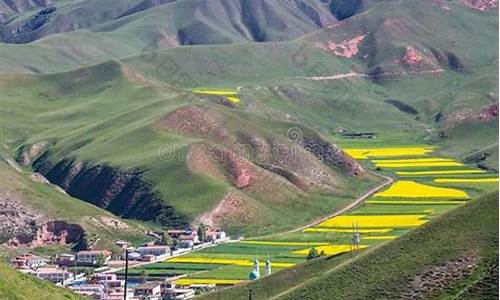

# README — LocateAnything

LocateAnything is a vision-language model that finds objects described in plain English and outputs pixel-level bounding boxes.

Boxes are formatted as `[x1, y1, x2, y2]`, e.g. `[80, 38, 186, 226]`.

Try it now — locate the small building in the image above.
[11, 255, 47, 269]
[161, 278, 195, 299]
[115, 240, 129, 249]
[36, 267, 73, 285]
[127, 252, 142, 260]
[70, 284, 105, 299]
[56, 253, 76, 266]
[76, 250, 111, 266]
[141, 254, 156, 262]
[177, 233, 199, 249]
[137, 245, 170, 257]
[90, 273, 117, 283]
[248, 258, 260, 281]
[206, 230, 227, 242]
[134, 282, 162, 299]
[167, 229, 192, 239]
[102, 279, 124, 289]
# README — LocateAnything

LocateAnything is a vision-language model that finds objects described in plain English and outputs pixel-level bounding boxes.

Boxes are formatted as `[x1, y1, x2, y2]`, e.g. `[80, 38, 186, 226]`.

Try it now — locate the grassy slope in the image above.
[0, 263, 86, 300]
[0, 60, 372, 236]
[0, 0, 335, 55]
[0, 146, 152, 254]
[196, 191, 499, 300]
[0, 0, 496, 234]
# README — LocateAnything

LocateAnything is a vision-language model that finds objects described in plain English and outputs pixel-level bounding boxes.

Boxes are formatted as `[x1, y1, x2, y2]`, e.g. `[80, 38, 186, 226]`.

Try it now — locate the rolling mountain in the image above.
[0, 0, 497, 256]
[0, 0, 384, 44]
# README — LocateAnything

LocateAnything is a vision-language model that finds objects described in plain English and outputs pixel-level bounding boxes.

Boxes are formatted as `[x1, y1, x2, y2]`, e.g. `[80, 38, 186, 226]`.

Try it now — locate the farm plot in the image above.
[374, 180, 470, 199]
[192, 87, 241, 104]
[139, 145, 496, 287]
[344, 146, 435, 159]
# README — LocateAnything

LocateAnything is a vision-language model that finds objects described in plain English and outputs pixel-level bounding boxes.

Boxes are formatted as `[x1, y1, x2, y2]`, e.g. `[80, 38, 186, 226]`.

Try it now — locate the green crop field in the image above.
[196, 191, 499, 299]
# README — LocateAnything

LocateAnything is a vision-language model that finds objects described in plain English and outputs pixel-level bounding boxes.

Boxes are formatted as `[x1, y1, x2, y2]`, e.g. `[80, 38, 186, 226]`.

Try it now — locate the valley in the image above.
[0, 0, 497, 299]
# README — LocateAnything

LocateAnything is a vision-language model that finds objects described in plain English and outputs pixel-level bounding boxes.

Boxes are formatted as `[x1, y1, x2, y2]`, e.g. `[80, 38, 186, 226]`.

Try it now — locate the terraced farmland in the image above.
[138, 145, 498, 287]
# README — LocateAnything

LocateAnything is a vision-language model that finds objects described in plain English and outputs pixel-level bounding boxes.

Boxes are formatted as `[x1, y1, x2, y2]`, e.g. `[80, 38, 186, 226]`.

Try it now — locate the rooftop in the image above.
[134, 282, 161, 289]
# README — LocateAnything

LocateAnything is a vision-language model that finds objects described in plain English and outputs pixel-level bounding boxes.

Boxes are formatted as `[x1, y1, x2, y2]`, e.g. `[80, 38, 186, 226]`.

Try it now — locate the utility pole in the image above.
[123, 249, 129, 300]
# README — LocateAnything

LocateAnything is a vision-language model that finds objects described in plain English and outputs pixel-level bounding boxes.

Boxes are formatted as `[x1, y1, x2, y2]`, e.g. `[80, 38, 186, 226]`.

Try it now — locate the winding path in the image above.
[287, 170, 394, 233]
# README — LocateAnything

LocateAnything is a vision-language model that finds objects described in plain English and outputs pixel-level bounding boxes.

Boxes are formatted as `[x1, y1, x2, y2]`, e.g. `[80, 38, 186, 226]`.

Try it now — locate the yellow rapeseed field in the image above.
[192, 88, 241, 104]
[317, 215, 427, 228]
[374, 161, 463, 168]
[344, 147, 435, 159]
[226, 96, 241, 103]
[240, 241, 329, 246]
[192, 88, 238, 96]
[176, 278, 242, 286]
[375, 181, 469, 198]
[371, 158, 455, 163]
[366, 200, 467, 205]
[434, 178, 499, 183]
[293, 244, 368, 256]
[167, 257, 294, 268]
[396, 170, 486, 176]
[303, 228, 393, 233]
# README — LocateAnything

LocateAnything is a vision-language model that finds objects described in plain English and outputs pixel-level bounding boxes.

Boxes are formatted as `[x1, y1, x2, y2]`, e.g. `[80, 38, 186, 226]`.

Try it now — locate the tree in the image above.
[197, 224, 207, 242]
[306, 247, 320, 260]
[140, 269, 148, 283]
[95, 253, 108, 267]
[162, 232, 173, 246]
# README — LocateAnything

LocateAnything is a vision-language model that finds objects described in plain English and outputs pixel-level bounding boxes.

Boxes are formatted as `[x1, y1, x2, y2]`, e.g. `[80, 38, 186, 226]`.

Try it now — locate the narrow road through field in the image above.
[286, 170, 394, 233]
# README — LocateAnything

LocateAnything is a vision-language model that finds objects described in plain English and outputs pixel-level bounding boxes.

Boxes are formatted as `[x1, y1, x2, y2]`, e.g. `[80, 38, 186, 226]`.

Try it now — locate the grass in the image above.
[0, 0, 496, 239]
[195, 191, 499, 300]
[0, 263, 85, 300]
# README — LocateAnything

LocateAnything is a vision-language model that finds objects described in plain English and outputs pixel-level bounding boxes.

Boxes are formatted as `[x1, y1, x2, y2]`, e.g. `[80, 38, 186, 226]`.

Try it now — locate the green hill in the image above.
[0, 144, 152, 255]
[0, 263, 86, 300]
[0, 59, 375, 236]
[196, 191, 499, 300]
[0, 0, 497, 237]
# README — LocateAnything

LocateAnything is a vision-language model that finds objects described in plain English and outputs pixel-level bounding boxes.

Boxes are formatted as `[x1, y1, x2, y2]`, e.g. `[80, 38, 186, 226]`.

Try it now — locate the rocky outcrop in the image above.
[315, 34, 366, 58]
[0, 192, 87, 250]
[7, 221, 87, 250]
[441, 103, 499, 130]
[32, 155, 188, 227]
[156, 105, 226, 141]
[295, 134, 364, 176]
[401, 255, 478, 299]
[400, 46, 440, 72]
[462, 0, 498, 10]
[0, 193, 46, 243]
[17, 141, 49, 166]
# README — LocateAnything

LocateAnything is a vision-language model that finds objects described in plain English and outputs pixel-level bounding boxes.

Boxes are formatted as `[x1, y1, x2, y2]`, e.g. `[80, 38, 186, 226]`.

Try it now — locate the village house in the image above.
[70, 284, 105, 299]
[167, 229, 192, 239]
[133, 282, 162, 300]
[137, 245, 170, 258]
[177, 233, 199, 248]
[35, 267, 73, 285]
[76, 250, 111, 266]
[56, 253, 76, 266]
[161, 278, 195, 299]
[11, 255, 48, 269]
[206, 229, 227, 242]
[90, 273, 117, 283]
[115, 240, 129, 249]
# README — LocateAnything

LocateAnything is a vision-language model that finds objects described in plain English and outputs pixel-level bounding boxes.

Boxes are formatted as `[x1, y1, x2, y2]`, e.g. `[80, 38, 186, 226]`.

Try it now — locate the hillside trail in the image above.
[282, 170, 394, 235]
